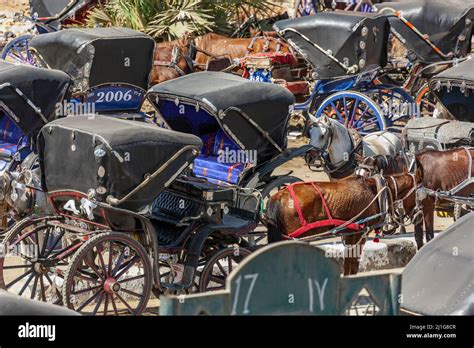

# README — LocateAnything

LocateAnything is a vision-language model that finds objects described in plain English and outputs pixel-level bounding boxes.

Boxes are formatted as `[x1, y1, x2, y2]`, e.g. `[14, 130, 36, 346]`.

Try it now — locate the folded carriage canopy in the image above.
[377, 0, 474, 63]
[402, 213, 474, 315]
[148, 72, 295, 166]
[429, 57, 474, 122]
[30, 27, 155, 93]
[273, 11, 389, 79]
[0, 61, 72, 136]
[38, 115, 203, 211]
[30, 0, 93, 20]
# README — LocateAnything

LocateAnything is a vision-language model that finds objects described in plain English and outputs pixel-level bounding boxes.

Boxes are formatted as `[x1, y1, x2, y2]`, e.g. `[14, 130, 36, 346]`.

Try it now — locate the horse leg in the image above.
[414, 220, 424, 250]
[414, 204, 427, 249]
[424, 197, 435, 243]
[399, 225, 406, 235]
[343, 235, 365, 275]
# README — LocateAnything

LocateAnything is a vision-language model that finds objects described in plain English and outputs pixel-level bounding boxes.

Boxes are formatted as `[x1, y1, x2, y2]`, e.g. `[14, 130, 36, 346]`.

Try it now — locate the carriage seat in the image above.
[194, 130, 249, 185]
[0, 114, 28, 171]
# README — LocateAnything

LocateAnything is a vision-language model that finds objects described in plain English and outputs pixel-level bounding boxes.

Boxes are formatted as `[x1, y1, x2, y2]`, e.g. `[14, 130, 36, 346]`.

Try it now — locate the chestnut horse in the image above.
[359, 148, 474, 249]
[263, 172, 420, 275]
[414, 148, 474, 249]
[150, 33, 293, 84]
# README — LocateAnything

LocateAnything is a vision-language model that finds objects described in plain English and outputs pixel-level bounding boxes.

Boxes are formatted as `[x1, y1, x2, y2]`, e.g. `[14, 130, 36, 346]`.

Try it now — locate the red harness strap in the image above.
[284, 182, 364, 239]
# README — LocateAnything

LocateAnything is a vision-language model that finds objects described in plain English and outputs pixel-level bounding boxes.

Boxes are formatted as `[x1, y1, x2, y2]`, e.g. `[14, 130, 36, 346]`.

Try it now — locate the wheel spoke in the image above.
[207, 274, 225, 285]
[120, 288, 142, 299]
[30, 275, 39, 300]
[92, 291, 105, 316]
[115, 292, 134, 314]
[227, 257, 233, 273]
[76, 288, 103, 312]
[110, 294, 119, 316]
[96, 244, 108, 276]
[3, 264, 32, 269]
[39, 228, 51, 258]
[215, 260, 227, 276]
[72, 284, 102, 295]
[119, 274, 145, 284]
[5, 268, 33, 289]
[18, 271, 35, 296]
[84, 258, 105, 281]
[39, 276, 46, 302]
[108, 242, 114, 277]
[115, 256, 140, 280]
[43, 230, 65, 258]
[103, 294, 109, 316]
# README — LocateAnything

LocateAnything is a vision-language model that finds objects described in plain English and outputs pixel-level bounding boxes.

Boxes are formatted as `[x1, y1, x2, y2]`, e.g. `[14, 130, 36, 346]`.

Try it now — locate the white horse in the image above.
[306, 115, 403, 179]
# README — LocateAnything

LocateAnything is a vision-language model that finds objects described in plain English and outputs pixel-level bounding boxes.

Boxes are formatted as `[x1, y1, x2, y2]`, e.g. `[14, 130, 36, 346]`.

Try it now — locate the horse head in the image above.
[304, 115, 334, 168]
[150, 36, 194, 85]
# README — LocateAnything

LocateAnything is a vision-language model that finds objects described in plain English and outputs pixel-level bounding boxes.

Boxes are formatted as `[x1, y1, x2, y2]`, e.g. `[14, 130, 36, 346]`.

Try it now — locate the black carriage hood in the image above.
[30, 0, 92, 19]
[30, 27, 155, 92]
[0, 61, 72, 136]
[148, 72, 295, 163]
[428, 57, 474, 122]
[38, 115, 203, 211]
[273, 11, 389, 79]
[401, 213, 474, 315]
[377, 0, 474, 63]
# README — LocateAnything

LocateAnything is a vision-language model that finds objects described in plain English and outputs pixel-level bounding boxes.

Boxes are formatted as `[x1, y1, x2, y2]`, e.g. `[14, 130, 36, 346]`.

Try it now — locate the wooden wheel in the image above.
[0, 217, 75, 305]
[62, 232, 152, 316]
[198, 246, 251, 293]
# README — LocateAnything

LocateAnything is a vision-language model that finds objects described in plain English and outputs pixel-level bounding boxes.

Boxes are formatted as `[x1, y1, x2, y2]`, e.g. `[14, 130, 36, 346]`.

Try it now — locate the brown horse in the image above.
[361, 149, 474, 249]
[150, 33, 293, 85]
[414, 148, 474, 249]
[193, 33, 291, 67]
[263, 172, 420, 275]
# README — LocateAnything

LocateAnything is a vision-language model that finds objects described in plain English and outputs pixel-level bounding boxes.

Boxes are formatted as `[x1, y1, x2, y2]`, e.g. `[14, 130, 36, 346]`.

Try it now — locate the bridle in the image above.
[305, 118, 362, 175]
[154, 45, 194, 77]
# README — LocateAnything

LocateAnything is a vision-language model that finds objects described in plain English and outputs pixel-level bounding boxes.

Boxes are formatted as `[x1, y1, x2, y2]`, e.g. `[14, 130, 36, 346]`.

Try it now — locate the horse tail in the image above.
[261, 199, 284, 244]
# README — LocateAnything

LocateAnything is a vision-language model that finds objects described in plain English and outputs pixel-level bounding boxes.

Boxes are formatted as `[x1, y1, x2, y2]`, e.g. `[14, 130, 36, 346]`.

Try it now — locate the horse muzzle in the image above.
[305, 149, 324, 170]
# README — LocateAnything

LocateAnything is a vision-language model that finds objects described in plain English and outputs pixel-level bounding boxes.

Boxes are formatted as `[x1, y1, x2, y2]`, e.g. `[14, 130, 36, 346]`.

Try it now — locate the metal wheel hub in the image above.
[33, 262, 50, 275]
[104, 278, 121, 294]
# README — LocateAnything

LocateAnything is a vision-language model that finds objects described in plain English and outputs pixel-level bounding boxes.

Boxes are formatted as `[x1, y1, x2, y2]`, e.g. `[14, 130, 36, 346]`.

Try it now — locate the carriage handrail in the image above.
[0, 83, 49, 124]
[105, 145, 200, 207]
[379, 7, 455, 60]
[223, 106, 284, 154]
[277, 28, 359, 75]
[409, 57, 469, 94]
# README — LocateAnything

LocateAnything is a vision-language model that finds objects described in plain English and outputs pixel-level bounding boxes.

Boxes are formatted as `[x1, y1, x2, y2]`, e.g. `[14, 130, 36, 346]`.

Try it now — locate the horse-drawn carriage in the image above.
[405, 57, 474, 217]
[1, 0, 99, 62]
[0, 61, 71, 169]
[0, 114, 264, 314]
[0, 71, 315, 313]
[147, 72, 309, 191]
[406, 57, 474, 151]
[377, 0, 474, 114]
[26, 27, 155, 114]
[274, 11, 414, 133]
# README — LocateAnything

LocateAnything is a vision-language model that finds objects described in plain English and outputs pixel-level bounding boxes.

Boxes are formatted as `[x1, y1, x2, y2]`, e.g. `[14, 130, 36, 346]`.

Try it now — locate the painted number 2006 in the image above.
[95, 90, 133, 103]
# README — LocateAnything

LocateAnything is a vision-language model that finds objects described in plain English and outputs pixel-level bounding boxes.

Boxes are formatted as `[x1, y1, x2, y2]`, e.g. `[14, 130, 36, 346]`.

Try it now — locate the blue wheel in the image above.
[365, 85, 415, 126]
[314, 90, 386, 135]
[1, 35, 37, 65]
